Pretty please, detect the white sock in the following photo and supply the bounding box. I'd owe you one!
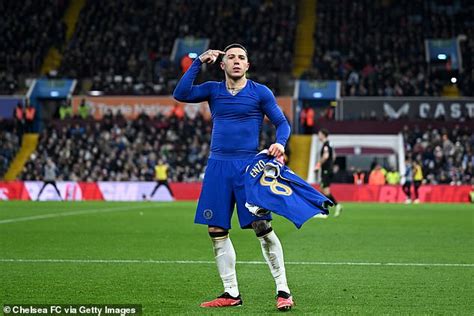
[211,235,239,297]
[258,230,290,294]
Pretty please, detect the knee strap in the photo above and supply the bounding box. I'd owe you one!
[252,220,273,237]
[209,230,229,240]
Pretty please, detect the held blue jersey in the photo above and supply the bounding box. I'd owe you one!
[245,152,333,228]
[173,59,291,159]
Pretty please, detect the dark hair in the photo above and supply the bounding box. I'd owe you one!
[319,128,329,137]
[223,43,248,55]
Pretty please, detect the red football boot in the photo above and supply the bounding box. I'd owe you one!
[200,292,243,308]
[276,291,294,311]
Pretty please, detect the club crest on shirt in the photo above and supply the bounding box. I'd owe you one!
[203,209,213,219]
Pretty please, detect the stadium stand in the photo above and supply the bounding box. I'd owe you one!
[0,129,20,179]
[329,124,474,185]
[59,0,297,95]
[309,0,473,97]
[21,112,209,182]
[20,113,278,182]
[0,0,472,187]
[0,0,67,94]
[402,124,473,185]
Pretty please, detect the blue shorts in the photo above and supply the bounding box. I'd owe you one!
[195,157,272,229]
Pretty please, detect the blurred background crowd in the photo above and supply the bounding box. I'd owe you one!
[1,0,472,96]
[0,0,472,186]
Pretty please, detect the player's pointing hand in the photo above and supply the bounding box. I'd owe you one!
[199,50,226,64]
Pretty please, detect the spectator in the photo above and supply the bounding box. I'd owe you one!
[368,164,386,185]
[299,105,315,134]
[24,100,36,133]
[77,99,91,119]
[386,167,401,185]
[149,158,174,199]
[0,129,20,178]
[413,160,423,203]
[59,101,73,119]
[352,168,366,185]
[403,158,414,203]
[36,157,62,201]
[13,102,24,138]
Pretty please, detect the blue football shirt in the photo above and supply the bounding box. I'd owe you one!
[173,59,291,159]
[245,152,333,228]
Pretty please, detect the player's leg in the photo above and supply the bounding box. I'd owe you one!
[313,186,332,218]
[162,180,175,197]
[200,225,242,308]
[149,182,160,198]
[413,181,421,203]
[36,181,48,201]
[233,160,294,311]
[328,186,343,217]
[402,181,412,203]
[51,181,62,201]
[197,159,242,307]
[252,220,289,293]
[321,175,342,217]
[252,220,294,310]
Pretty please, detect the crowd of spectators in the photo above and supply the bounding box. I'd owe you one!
[0,0,67,94]
[0,129,20,178]
[21,111,277,182]
[327,124,473,186]
[403,124,473,185]
[308,0,473,97]
[59,0,296,95]
[4,0,472,97]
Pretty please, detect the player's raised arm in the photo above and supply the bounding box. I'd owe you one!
[259,85,291,158]
[172,50,225,103]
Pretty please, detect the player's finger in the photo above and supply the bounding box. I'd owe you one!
[269,146,278,156]
[210,56,218,64]
[274,144,284,155]
[203,54,215,62]
[276,155,285,164]
[216,50,226,55]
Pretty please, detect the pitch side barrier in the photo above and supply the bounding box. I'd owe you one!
[0,181,471,203]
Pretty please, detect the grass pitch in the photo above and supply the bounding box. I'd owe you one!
[0,201,473,315]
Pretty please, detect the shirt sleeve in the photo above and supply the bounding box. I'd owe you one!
[259,85,291,147]
[173,59,213,102]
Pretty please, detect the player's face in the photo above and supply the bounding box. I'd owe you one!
[220,48,249,80]
[318,132,325,141]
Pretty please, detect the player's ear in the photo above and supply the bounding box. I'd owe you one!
[220,61,225,70]
[246,62,250,71]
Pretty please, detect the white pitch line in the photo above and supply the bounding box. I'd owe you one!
[0,258,472,268]
[0,204,158,225]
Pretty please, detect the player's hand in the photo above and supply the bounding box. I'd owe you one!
[199,49,225,64]
[268,143,285,159]
[314,162,321,171]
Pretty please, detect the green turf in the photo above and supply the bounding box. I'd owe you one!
[0,201,473,315]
